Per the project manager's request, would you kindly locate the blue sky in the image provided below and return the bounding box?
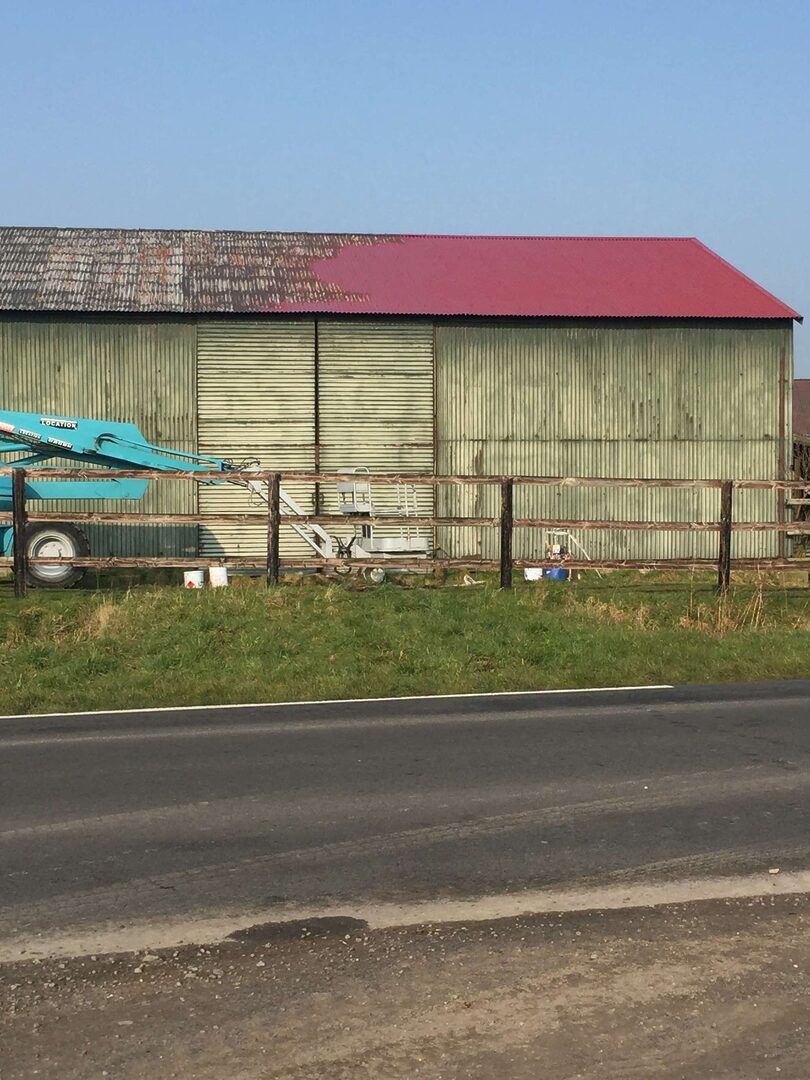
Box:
[1,0,808,368]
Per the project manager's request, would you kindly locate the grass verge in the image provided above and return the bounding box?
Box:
[1,570,810,715]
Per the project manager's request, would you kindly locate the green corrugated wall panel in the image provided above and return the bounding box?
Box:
[2,314,792,567]
[196,319,435,556]
[436,322,791,560]
[197,320,316,557]
[0,316,197,557]
[318,321,435,540]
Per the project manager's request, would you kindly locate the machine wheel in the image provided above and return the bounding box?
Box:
[25,523,89,589]
[362,567,387,585]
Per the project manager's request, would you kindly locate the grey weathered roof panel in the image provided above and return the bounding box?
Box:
[0,227,384,314]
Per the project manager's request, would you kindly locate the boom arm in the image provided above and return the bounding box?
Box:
[0,410,235,471]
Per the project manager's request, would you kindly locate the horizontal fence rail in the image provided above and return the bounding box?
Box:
[4,466,810,490]
[3,511,810,533]
[2,468,809,599]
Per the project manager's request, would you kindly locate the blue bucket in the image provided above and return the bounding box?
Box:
[543,567,570,582]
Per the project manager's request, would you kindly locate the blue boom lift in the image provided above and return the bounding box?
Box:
[0,409,428,587]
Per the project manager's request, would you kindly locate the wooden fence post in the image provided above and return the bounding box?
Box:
[717,480,733,595]
[266,473,281,586]
[500,479,514,589]
[12,468,28,599]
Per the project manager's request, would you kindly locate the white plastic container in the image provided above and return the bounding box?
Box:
[183,570,205,589]
[523,568,543,582]
[209,566,229,588]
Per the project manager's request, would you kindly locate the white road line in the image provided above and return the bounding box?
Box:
[0,685,674,722]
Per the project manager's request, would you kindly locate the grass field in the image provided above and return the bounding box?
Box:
[1,569,810,715]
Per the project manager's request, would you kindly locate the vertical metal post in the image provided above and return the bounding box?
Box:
[267,472,281,586]
[717,480,733,595]
[777,344,787,559]
[500,478,514,589]
[313,319,321,517]
[12,468,27,599]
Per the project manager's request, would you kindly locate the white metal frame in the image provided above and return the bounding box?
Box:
[239,468,431,563]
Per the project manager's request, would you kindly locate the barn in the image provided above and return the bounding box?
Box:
[794,380,810,438]
[0,227,801,564]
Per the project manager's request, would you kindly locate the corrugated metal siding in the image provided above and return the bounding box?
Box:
[2,313,790,567]
[317,321,434,538]
[0,316,196,556]
[197,320,316,556]
[436,322,790,560]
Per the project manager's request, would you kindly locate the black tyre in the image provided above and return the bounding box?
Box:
[25,523,89,589]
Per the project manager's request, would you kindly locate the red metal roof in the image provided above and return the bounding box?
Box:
[0,229,800,319]
[280,236,800,320]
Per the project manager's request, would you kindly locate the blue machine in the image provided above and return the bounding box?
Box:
[0,410,240,586]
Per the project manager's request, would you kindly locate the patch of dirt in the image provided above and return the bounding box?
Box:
[3,893,810,1078]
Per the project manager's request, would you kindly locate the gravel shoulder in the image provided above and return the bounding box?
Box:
[3,892,810,1079]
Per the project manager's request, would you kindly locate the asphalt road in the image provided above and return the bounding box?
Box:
[2,681,810,956]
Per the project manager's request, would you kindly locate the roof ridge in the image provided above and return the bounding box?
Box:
[0,225,697,242]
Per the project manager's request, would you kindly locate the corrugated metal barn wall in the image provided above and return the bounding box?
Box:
[0,316,197,556]
[196,319,434,556]
[1,314,792,564]
[197,320,316,557]
[316,321,434,541]
[435,321,792,560]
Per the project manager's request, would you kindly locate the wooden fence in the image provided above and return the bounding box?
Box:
[2,466,810,599]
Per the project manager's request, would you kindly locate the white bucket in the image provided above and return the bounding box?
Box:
[209,566,229,588]
[183,570,205,589]
[523,568,543,582]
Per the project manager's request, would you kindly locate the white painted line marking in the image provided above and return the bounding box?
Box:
[0,685,674,722]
